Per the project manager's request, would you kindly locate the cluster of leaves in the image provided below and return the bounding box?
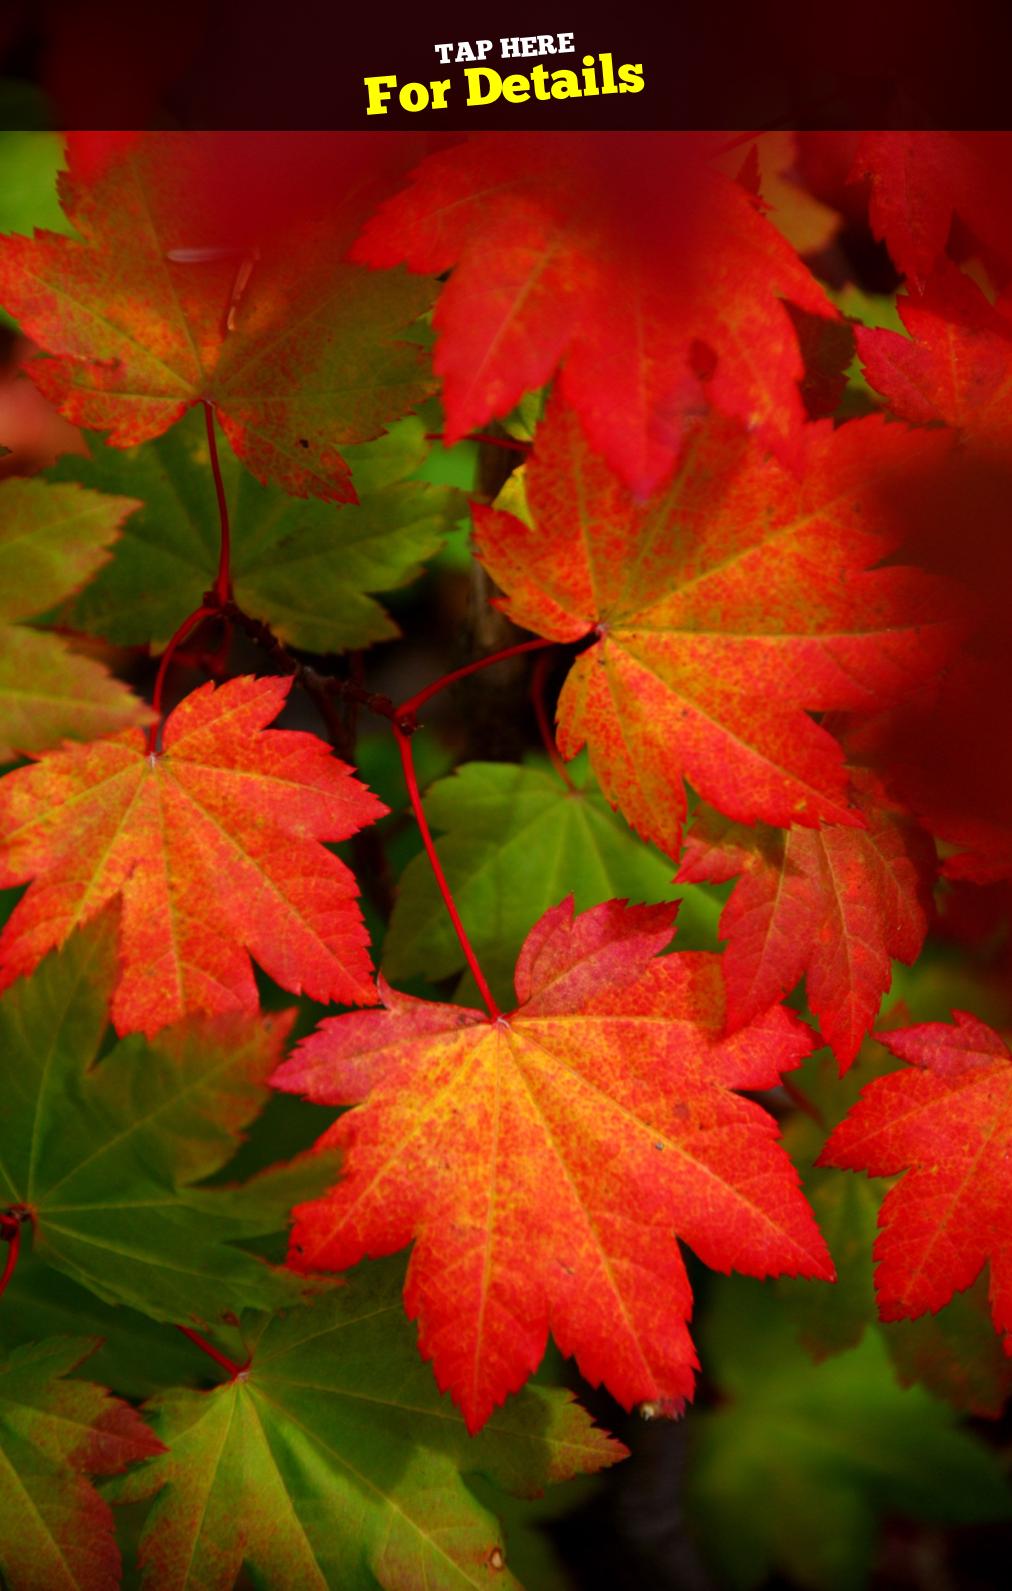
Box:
[0,128,1012,1589]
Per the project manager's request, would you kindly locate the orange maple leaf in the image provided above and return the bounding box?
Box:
[0,675,385,1035]
[472,394,959,858]
[273,898,833,1433]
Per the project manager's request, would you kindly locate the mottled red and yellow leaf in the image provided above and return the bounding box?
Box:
[0,674,385,1035]
[273,898,831,1432]
[473,394,958,857]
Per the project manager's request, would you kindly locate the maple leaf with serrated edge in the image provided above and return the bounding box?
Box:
[50,409,461,651]
[0,476,149,758]
[776,1049,1012,1417]
[0,1252,230,1401]
[472,393,959,859]
[852,132,1012,287]
[0,133,436,502]
[0,914,338,1324]
[820,1012,1012,1352]
[353,132,837,497]
[111,1257,624,1591]
[856,261,1012,447]
[0,1335,163,1591]
[678,776,935,1070]
[272,897,832,1434]
[0,673,386,1035]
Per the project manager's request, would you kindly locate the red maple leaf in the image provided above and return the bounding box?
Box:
[0,133,436,502]
[353,132,836,497]
[472,393,959,858]
[678,776,935,1071]
[820,1013,1012,1351]
[272,897,832,1433]
[852,132,1012,287]
[0,675,385,1036]
[856,262,1012,449]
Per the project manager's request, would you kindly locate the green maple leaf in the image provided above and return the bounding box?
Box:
[50,410,461,652]
[0,913,336,1326]
[688,1276,1012,1591]
[114,1256,624,1590]
[0,477,148,758]
[383,759,717,1006]
[0,1253,217,1400]
[0,1335,161,1590]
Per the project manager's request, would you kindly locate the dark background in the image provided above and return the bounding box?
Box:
[2,0,1012,130]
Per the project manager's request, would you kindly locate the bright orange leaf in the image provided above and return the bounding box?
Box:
[821,1013,1012,1353]
[0,674,385,1036]
[472,394,959,858]
[273,898,832,1433]
[354,132,836,497]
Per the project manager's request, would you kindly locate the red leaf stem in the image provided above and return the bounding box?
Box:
[0,1208,28,1302]
[424,431,531,455]
[175,1324,249,1380]
[203,399,233,605]
[147,606,214,754]
[392,720,500,1018]
[398,637,554,721]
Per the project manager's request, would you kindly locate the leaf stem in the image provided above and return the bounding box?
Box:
[147,606,213,753]
[203,400,233,604]
[530,651,575,791]
[782,1077,826,1129]
[424,430,531,455]
[207,596,557,737]
[0,1208,28,1302]
[175,1324,249,1380]
[392,721,500,1019]
[398,637,554,720]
